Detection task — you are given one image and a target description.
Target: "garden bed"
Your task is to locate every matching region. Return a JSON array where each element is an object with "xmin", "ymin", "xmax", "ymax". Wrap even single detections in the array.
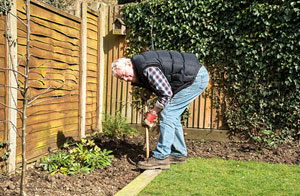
[{"xmin": 1, "ymin": 135, "xmax": 299, "ymax": 196}]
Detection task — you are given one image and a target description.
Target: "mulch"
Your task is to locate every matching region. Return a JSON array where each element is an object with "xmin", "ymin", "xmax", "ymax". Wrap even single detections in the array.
[{"xmin": 1, "ymin": 135, "xmax": 299, "ymax": 196}]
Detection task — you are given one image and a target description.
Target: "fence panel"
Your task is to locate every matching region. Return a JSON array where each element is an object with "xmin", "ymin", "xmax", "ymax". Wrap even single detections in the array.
[
  {"xmin": 15, "ymin": 0, "xmax": 81, "ymax": 163},
  {"xmin": 85, "ymin": 8, "xmax": 99, "ymax": 134},
  {"xmin": 103, "ymin": 5, "xmax": 131, "ymax": 118}
]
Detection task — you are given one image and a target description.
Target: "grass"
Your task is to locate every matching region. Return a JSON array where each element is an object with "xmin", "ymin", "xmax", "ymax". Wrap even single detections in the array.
[{"xmin": 139, "ymin": 158, "xmax": 300, "ymax": 196}]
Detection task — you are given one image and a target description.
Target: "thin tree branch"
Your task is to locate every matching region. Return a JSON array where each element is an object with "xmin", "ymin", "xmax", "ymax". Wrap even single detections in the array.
[
  {"xmin": 0, "ymin": 67, "xmax": 27, "ymax": 78},
  {"xmin": 27, "ymin": 86, "xmax": 52, "ymax": 105},
  {"xmin": 28, "ymin": 79, "xmax": 72, "ymax": 90},
  {"xmin": 28, "ymin": 94, "xmax": 73, "ymax": 107},
  {"xmin": 0, "ymin": 84, "xmax": 24, "ymax": 92},
  {"xmin": 0, "ymin": 102, "xmax": 23, "ymax": 113},
  {"xmin": 28, "ymin": 78, "xmax": 64, "ymax": 84},
  {"xmin": 8, "ymin": 11, "xmax": 27, "ymax": 27},
  {"xmin": 28, "ymin": 109, "xmax": 69, "ymax": 117},
  {"xmin": 0, "ymin": 120, "xmax": 22, "ymax": 138}
]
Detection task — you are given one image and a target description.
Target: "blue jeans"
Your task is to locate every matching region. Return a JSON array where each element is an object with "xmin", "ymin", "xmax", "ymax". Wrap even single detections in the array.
[{"xmin": 153, "ymin": 66, "xmax": 209, "ymax": 159}]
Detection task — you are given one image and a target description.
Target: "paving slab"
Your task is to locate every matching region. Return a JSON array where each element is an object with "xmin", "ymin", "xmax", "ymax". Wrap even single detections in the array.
[{"xmin": 114, "ymin": 169, "xmax": 162, "ymax": 196}]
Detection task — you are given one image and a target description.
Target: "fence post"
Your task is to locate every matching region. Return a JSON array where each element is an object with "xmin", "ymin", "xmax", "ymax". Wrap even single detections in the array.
[
  {"xmin": 7, "ymin": 0, "xmax": 17, "ymax": 174},
  {"xmin": 80, "ymin": 2, "xmax": 87, "ymax": 138},
  {"xmin": 96, "ymin": 3, "xmax": 108, "ymax": 132}
]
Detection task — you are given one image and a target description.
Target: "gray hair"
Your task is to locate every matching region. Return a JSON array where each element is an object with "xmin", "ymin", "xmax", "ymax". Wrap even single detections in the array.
[{"xmin": 111, "ymin": 58, "xmax": 132, "ymax": 77}]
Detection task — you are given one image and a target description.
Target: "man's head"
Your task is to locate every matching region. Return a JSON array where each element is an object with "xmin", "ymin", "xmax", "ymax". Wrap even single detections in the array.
[{"xmin": 111, "ymin": 58, "xmax": 136, "ymax": 82}]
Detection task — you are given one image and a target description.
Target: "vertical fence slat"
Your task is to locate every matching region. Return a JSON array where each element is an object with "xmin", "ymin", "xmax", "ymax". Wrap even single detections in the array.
[
  {"xmin": 0, "ymin": 11, "xmax": 9, "ymax": 173},
  {"xmin": 85, "ymin": 9, "xmax": 99, "ymax": 133},
  {"xmin": 7, "ymin": 0, "xmax": 17, "ymax": 174},
  {"xmin": 80, "ymin": 2, "xmax": 87, "ymax": 138},
  {"xmin": 97, "ymin": 2, "xmax": 107, "ymax": 132}
]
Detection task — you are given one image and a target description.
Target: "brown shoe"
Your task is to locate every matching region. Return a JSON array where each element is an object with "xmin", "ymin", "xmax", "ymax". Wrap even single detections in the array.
[
  {"xmin": 169, "ymin": 155, "xmax": 186, "ymax": 164},
  {"xmin": 137, "ymin": 157, "xmax": 170, "ymax": 170}
]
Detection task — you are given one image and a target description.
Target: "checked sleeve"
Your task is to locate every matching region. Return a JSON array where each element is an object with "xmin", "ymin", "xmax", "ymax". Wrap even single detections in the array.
[{"xmin": 143, "ymin": 67, "xmax": 173, "ymax": 109}]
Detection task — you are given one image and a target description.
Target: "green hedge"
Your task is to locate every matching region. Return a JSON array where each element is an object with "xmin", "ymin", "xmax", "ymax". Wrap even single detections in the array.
[{"xmin": 123, "ymin": 0, "xmax": 300, "ymax": 146}]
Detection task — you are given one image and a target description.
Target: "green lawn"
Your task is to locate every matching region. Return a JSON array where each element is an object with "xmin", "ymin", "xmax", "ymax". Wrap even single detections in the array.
[{"xmin": 139, "ymin": 158, "xmax": 300, "ymax": 196}]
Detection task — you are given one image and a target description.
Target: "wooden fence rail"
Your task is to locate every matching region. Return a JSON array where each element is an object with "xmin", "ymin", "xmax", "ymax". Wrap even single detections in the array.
[{"xmin": 0, "ymin": 0, "xmax": 226, "ymax": 174}]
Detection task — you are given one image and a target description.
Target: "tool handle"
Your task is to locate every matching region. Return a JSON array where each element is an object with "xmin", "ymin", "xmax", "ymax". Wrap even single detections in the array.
[{"xmin": 145, "ymin": 127, "xmax": 149, "ymax": 159}]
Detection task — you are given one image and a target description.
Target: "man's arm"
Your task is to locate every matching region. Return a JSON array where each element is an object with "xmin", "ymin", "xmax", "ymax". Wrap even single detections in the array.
[{"xmin": 143, "ymin": 67, "xmax": 173, "ymax": 114}]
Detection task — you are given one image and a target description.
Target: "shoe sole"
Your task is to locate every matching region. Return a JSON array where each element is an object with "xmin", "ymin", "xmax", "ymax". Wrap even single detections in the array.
[
  {"xmin": 169, "ymin": 160, "xmax": 186, "ymax": 164},
  {"xmin": 137, "ymin": 164, "xmax": 170, "ymax": 170}
]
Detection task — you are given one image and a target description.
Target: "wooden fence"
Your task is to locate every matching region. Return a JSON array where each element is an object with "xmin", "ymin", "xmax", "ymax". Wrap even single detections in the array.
[{"xmin": 0, "ymin": 0, "xmax": 226, "ymax": 173}]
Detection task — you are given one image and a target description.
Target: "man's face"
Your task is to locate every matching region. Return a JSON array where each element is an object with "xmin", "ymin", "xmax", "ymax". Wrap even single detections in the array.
[{"xmin": 115, "ymin": 65, "xmax": 134, "ymax": 82}]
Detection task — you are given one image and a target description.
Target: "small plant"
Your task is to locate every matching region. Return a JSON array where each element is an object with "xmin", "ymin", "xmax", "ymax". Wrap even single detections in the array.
[
  {"xmin": 40, "ymin": 138, "xmax": 113, "ymax": 175},
  {"xmin": 251, "ymin": 123, "xmax": 283, "ymax": 148},
  {"xmin": 102, "ymin": 111, "xmax": 138, "ymax": 139},
  {"xmin": 69, "ymin": 139, "xmax": 113, "ymax": 173},
  {"xmin": 40, "ymin": 151, "xmax": 74, "ymax": 175},
  {"xmin": 0, "ymin": 141, "xmax": 9, "ymax": 171}
]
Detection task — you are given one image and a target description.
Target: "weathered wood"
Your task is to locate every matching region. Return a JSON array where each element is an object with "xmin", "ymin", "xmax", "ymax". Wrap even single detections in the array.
[
  {"xmin": 87, "ymin": 8, "xmax": 99, "ymax": 18},
  {"xmin": 17, "ymin": 0, "xmax": 81, "ymax": 27},
  {"xmin": 87, "ymin": 54, "xmax": 97, "ymax": 63},
  {"xmin": 7, "ymin": 0, "xmax": 17, "ymax": 174},
  {"xmin": 0, "ymin": 45, "xmax": 5, "ymax": 58},
  {"xmin": 17, "ymin": 20, "xmax": 80, "ymax": 46},
  {"xmin": 110, "ymin": 5, "xmax": 118, "ymax": 116},
  {"xmin": 16, "ymin": 116, "xmax": 79, "ymax": 134},
  {"xmin": 22, "ymin": 110, "xmax": 79, "ymax": 127},
  {"xmin": 80, "ymin": 1, "xmax": 88, "ymax": 138},
  {"xmin": 87, "ymin": 23, "xmax": 98, "ymax": 33},
  {"xmin": 15, "ymin": 128, "xmax": 80, "ymax": 161},
  {"xmin": 18, "ymin": 46, "xmax": 80, "ymax": 65},
  {"xmin": 29, "ymin": 35, "xmax": 80, "ymax": 52},
  {"xmin": 87, "ymin": 47, "xmax": 97, "ymax": 57},
  {"xmin": 0, "ymin": 71, "xmax": 6, "ymax": 84},
  {"xmin": 86, "ymin": 70, "xmax": 97, "ymax": 78},
  {"xmin": 96, "ymin": 2, "xmax": 107, "ymax": 131},
  {"xmin": 29, "ymin": 57, "xmax": 80, "ymax": 71}
]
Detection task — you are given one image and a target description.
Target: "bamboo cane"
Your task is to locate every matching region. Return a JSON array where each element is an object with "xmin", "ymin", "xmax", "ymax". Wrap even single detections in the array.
[{"xmin": 145, "ymin": 104, "xmax": 150, "ymax": 159}]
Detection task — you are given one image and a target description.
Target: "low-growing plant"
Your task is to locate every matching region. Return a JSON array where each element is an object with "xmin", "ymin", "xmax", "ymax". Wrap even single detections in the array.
[
  {"xmin": 102, "ymin": 111, "xmax": 138, "ymax": 139},
  {"xmin": 0, "ymin": 141, "xmax": 9, "ymax": 172},
  {"xmin": 40, "ymin": 139, "xmax": 113, "ymax": 175},
  {"xmin": 251, "ymin": 123, "xmax": 283, "ymax": 148}
]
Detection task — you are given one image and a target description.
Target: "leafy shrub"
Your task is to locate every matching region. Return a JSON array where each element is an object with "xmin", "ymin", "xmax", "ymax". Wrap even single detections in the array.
[
  {"xmin": 0, "ymin": 0, "xmax": 12, "ymax": 15},
  {"xmin": 0, "ymin": 141, "xmax": 9, "ymax": 171},
  {"xmin": 122, "ymin": 0, "xmax": 300, "ymax": 146},
  {"xmin": 102, "ymin": 111, "xmax": 138, "ymax": 139},
  {"xmin": 40, "ymin": 139, "xmax": 113, "ymax": 175},
  {"xmin": 41, "ymin": 0, "xmax": 75, "ymax": 11}
]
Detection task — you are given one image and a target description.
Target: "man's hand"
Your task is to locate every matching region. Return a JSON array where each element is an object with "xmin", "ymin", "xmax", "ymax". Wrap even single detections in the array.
[
  {"xmin": 143, "ymin": 111, "xmax": 157, "ymax": 128},
  {"xmin": 140, "ymin": 89, "xmax": 152, "ymax": 103}
]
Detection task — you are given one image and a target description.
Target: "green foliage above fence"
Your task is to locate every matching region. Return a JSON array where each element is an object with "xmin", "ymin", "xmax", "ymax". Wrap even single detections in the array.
[
  {"xmin": 41, "ymin": 0, "xmax": 75, "ymax": 11},
  {"xmin": 123, "ymin": 0, "xmax": 300, "ymax": 146},
  {"xmin": 0, "ymin": 0, "xmax": 12, "ymax": 14}
]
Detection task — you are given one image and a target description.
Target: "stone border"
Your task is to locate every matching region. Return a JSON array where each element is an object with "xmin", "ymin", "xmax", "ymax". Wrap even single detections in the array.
[{"xmin": 114, "ymin": 169, "xmax": 162, "ymax": 196}]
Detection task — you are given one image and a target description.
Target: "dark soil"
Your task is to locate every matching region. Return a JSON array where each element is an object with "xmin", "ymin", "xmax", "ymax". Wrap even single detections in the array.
[{"xmin": 1, "ymin": 135, "xmax": 300, "ymax": 196}]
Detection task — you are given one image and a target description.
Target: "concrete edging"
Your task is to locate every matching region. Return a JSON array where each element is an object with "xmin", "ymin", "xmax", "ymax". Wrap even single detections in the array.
[{"xmin": 114, "ymin": 169, "xmax": 162, "ymax": 196}]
